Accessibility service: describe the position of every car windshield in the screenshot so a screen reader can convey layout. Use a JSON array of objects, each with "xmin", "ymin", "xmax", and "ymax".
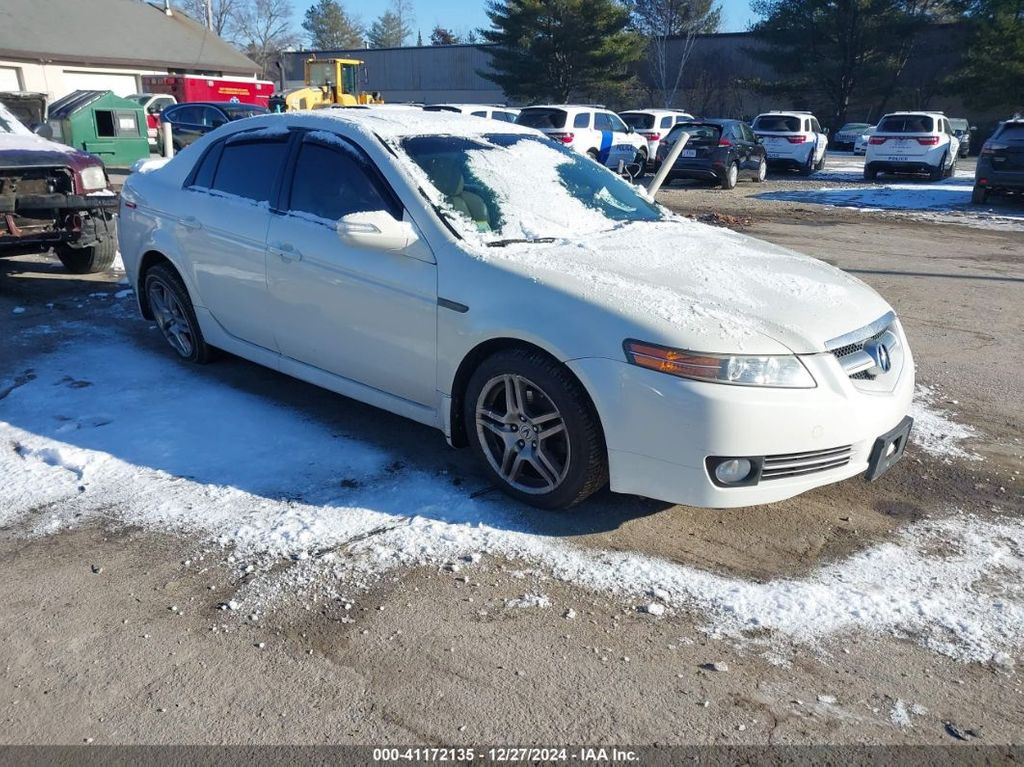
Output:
[
  {"xmin": 127, "ymin": 95, "xmax": 150, "ymax": 105},
  {"xmin": 753, "ymin": 115, "xmax": 801, "ymax": 132},
  {"xmin": 515, "ymin": 108, "xmax": 567, "ymax": 130},
  {"xmin": 878, "ymin": 115, "xmax": 933, "ymax": 133},
  {"xmin": 399, "ymin": 133, "xmax": 662, "ymax": 242},
  {"xmin": 222, "ymin": 104, "xmax": 269, "ymax": 120},
  {"xmin": 0, "ymin": 103, "xmax": 32, "ymax": 135},
  {"xmin": 669, "ymin": 123, "xmax": 722, "ymax": 143},
  {"xmin": 949, "ymin": 119, "xmax": 969, "ymax": 132},
  {"xmin": 620, "ymin": 113, "xmax": 655, "ymax": 130}
]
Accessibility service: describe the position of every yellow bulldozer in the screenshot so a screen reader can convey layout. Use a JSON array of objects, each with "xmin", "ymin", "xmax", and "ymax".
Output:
[{"xmin": 269, "ymin": 58, "xmax": 383, "ymax": 112}]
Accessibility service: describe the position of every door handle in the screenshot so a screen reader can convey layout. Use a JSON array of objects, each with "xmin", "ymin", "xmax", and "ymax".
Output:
[
  {"xmin": 271, "ymin": 241, "xmax": 302, "ymax": 262},
  {"xmin": 180, "ymin": 215, "xmax": 202, "ymax": 231}
]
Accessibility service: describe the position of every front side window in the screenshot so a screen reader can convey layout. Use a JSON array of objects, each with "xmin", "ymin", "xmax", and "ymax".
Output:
[
  {"xmin": 399, "ymin": 133, "xmax": 662, "ymax": 242},
  {"xmin": 210, "ymin": 138, "xmax": 289, "ymax": 202},
  {"xmin": 168, "ymin": 105, "xmax": 201, "ymax": 124},
  {"xmin": 287, "ymin": 136, "xmax": 398, "ymax": 222},
  {"xmin": 594, "ymin": 112, "xmax": 615, "ymax": 132}
]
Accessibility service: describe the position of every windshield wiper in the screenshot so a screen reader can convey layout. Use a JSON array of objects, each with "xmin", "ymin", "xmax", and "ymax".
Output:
[{"xmin": 486, "ymin": 237, "xmax": 556, "ymax": 248}]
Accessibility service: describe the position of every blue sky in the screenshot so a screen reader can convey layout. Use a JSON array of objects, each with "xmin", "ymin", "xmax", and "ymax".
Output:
[{"xmin": 297, "ymin": 0, "xmax": 759, "ymax": 43}]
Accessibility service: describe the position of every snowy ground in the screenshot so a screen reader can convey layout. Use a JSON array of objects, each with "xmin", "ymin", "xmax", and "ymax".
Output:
[{"xmin": 755, "ymin": 154, "xmax": 1024, "ymax": 231}]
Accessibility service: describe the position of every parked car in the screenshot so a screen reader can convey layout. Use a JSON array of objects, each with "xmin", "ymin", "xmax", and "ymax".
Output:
[
  {"xmin": 423, "ymin": 104, "xmax": 520, "ymax": 123},
  {"xmin": 853, "ymin": 127, "xmax": 876, "ymax": 155},
  {"xmin": 972, "ymin": 117, "xmax": 1024, "ymax": 204},
  {"xmin": 864, "ymin": 112, "xmax": 959, "ymax": 181},
  {"xmin": 118, "ymin": 110, "xmax": 914, "ymax": 510},
  {"xmin": 654, "ymin": 119, "xmax": 767, "ymax": 189},
  {"xmin": 0, "ymin": 91, "xmax": 49, "ymax": 135},
  {"xmin": 949, "ymin": 117, "xmax": 972, "ymax": 157},
  {"xmin": 128, "ymin": 93, "xmax": 177, "ymax": 149},
  {"xmin": 0, "ymin": 100, "xmax": 118, "ymax": 273},
  {"xmin": 832, "ymin": 122, "xmax": 872, "ymax": 150},
  {"xmin": 515, "ymin": 105, "xmax": 648, "ymax": 179},
  {"xmin": 751, "ymin": 111, "xmax": 829, "ymax": 174},
  {"xmin": 619, "ymin": 109, "xmax": 694, "ymax": 168},
  {"xmin": 159, "ymin": 101, "xmax": 269, "ymax": 152}
]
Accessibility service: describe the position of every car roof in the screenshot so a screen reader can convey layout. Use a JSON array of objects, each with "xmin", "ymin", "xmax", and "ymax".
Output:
[
  {"xmin": 234, "ymin": 109, "xmax": 540, "ymax": 140},
  {"xmin": 883, "ymin": 111, "xmax": 945, "ymax": 117},
  {"xmin": 521, "ymin": 104, "xmax": 609, "ymax": 112}
]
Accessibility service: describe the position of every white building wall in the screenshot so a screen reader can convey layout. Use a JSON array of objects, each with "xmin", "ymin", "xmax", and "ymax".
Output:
[{"xmin": 0, "ymin": 59, "xmax": 166, "ymax": 102}]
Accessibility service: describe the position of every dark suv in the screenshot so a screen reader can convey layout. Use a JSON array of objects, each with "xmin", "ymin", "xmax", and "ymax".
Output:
[
  {"xmin": 0, "ymin": 101, "xmax": 118, "ymax": 273},
  {"xmin": 973, "ymin": 118, "xmax": 1024, "ymax": 204}
]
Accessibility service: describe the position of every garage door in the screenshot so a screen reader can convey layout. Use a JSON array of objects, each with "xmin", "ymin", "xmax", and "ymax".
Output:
[
  {"xmin": 63, "ymin": 70, "xmax": 138, "ymax": 97},
  {"xmin": 0, "ymin": 67, "xmax": 21, "ymax": 91}
]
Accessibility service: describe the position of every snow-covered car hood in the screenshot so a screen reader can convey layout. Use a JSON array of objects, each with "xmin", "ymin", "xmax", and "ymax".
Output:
[{"xmin": 473, "ymin": 218, "xmax": 892, "ymax": 355}]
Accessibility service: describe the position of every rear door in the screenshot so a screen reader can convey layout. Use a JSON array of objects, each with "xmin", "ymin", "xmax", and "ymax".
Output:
[
  {"xmin": 178, "ymin": 131, "xmax": 290, "ymax": 350},
  {"xmin": 265, "ymin": 131, "xmax": 437, "ymax": 405}
]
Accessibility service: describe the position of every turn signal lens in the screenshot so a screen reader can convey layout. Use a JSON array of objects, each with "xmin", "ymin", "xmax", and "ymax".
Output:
[{"xmin": 623, "ymin": 340, "xmax": 816, "ymax": 388}]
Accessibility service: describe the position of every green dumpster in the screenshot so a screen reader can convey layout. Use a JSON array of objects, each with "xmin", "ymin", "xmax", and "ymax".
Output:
[{"xmin": 47, "ymin": 90, "xmax": 149, "ymax": 168}]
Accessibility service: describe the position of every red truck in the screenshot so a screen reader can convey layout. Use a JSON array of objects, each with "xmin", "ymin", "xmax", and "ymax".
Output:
[{"xmin": 140, "ymin": 75, "xmax": 274, "ymax": 109}]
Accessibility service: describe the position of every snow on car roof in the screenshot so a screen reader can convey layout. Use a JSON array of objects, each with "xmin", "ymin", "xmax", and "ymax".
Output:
[{"xmin": 311, "ymin": 107, "xmax": 537, "ymax": 138}]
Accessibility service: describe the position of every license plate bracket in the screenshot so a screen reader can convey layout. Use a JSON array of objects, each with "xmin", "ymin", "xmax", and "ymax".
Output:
[{"xmin": 865, "ymin": 415, "xmax": 913, "ymax": 481}]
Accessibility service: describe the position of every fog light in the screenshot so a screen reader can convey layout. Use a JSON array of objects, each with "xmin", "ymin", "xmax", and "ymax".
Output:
[{"xmin": 715, "ymin": 458, "xmax": 753, "ymax": 484}]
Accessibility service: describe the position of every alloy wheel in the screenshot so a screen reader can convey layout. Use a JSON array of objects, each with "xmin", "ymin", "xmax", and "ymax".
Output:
[
  {"xmin": 148, "ymin": 280, "xmax": 195, "ymax": 358},
  {"xmin": 475, "ymin": 373, "xmax": 570, "ymax": 495}
]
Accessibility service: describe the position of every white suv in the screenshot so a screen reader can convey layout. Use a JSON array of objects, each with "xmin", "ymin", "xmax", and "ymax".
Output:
[
  {"xmin": 516, "ymin": 105, "xmax": 648, "ymax": 177},
  {"xmin": 619, "ymin": 109, "xmax": 694, "ymax": 167},
  {"xmin": 864, "ymin": 112, "xmax": 960, "ymax": 181},
  {"xmin": 423, "ymin": 104, "xmax": 520, "ymax": 123},
  {"xmin": 752, "ymin": 111, "xmax": 829, "ymax": 175}
]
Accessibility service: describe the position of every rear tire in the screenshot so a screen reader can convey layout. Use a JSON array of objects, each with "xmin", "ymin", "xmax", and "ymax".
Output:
[
  {"xmin": 929, "ymin": 153, "xmax": 947, "ymax": 181},
  {"xmin": 971, "ymin": 185, "xmax": 989, "ymax": 204},
  {"xmin": 816, "ymin": 150, "xmax": 827, "ymax": 171},
  {"xmin": 798, "ymin": 148, "xmax": 815, "ymax": 176},
  {"xmin": 143, "ymin": 263, "xmax": 213, "ymax": 364},
  {"xmin": 864, "ymin": 165, "xmax": 878, "ymax": 181},
  {"xmin": 721, "ymin": 161, "xmax": 739, "ymax": 189},
  {"xmin": 464, "ymin": 348, "xmax": 607, "ymax": 510},
  {"xmin": 586, "ymin": 149, "xmax": 600, "ymax": 162},
  {"xmin": 55, "ymin": 235, "xmax": 117, "ymax": 274}
]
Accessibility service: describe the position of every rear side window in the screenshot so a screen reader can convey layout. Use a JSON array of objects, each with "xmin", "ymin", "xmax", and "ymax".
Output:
[
  {"xmin": 189, "ymin": 141, "xmax": 224, "ymax": 188},
  {"xmin": 878, "ymin": 115, "xmax": 934, "ymax": 133},
  {"xmin": 516, "ymin": 108, "xmax": 567, "ymax": 129},
  {"xmin": 753, "ymin": 115, "xmax": 802, "ymax": 132},
  {"xmin": 287, "ymin": 136, "xmax": 400, "ymax": 222},
  {"xmin": 620, "ymin": 113, "xmax": 655, "ymax": 130},
  {"xmin": 211, "ymin": 138, "xmax": 289, "ymax": 202},
  {"xmin": 573, "ymin": 112, "xmax": 591, "ymax": 129}
]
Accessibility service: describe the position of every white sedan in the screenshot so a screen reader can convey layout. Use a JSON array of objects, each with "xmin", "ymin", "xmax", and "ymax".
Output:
[{"xmin": 118, "ymin": 110, "xmax": 914, "ymax": 510}]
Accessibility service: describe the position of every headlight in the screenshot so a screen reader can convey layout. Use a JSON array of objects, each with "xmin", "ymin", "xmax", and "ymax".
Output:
[
  {"xmin": 79, "ymin": 166, "xmax": 107, "ymax": 191},
  {"xmin": 623, "ymin": 340, "xmax": 816, "ymax": 388}
]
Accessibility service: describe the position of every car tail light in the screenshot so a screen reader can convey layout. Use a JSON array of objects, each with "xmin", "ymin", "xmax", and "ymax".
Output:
[
  {"xmin": 916, "ymin": 136, "xmax": 940, "ymax": 146},
  {"xmin": 146, "ymin": 114, "xmax": 158, "ymax": 130},
  {"xmin": 549, "ymin": 132, "xmax": 574, "ymax": 144},
  {"xmin": 869, "ymin": 136, "xmax": 888, "ymax": 145},
  {"xmin": 981, "ymin": 143, "xmax": 1006, "ymax": 155},
  {"xmin": 718, "ymin": 137, "xmax": 732, "ymax": 146},
  {"xmin": 786, "ymin": 135, "xmax": 808, "ymax": 143},
  {"xmin": 641, "ymin": 131, "xmax": 661, "ymax": 141}
]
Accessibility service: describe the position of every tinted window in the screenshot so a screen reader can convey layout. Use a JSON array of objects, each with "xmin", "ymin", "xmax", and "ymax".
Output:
[
  {"xmin": 211, "ymin": 139, "xmax": 288, "ymax": 202},
  {"xmin": 492, "ymin": 111, "xmax": 516, "ymax": 122},
  {"xmin": 573, "ymin": 112, "xmax": 591, "ymax": 129},
  {"xmin": 995, "ymin": 124, "xmax": 1024, "ymax": 141},
  {"xmin": 167, "ymin": 105, "xmax": 202, "ymax": 124},
  {"xmin": 660, "ymin": 116, "xmax": 674, "ymax": 129},
  {"xmin": 741, "ymin": 123, "xmax": 756, "ymax": 142},
  {"xmin": 607, "ymin": 113, "xmax": 629, "ymax": 133},
  {"xmin": 203, "ymin": 107, "xmax": 228, "ymax": 128},
  {"xmin": 670, "ymin": 123, "xmax": 722, "ymax": 143},
  {"xmin": 471, "ymin": 110, "xmax": 487, "ymax": 117},
  {"xmin": 221, "ymin": 104, "xmax": 267, "ymax": 121},
  {"xmin": 288, "ymin": 138, "xmax": 396, "ymax": 221},
  {"xmin": 594, "ymin": 112, "xmax": 615, "ymax": 132},
  {"xmin": 753, "ymin": 115, "xmax": 801, "ymax": 132},
  {"xmin": 190, "ymin": 141, "xmax": 223, "ymax": 188},
  {"xmin": 811, "ymin": 118, "xmax": 822, "ymax": 132},
  {"xmin": 516, "ymin": 108, "xmax": 567, "ymax": 129},
  {"xmin": 620, "ymin": 112, "xmax": 655, "ymax": 130},
  {"xmin": 878, "ymin": 115, "xmax": 934, "ymax": 133}
]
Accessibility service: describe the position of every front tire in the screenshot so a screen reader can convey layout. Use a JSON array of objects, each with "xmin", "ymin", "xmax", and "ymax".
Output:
[
  {"xmin": 143, "ymin": 263, "xmax": 213, "ymax": 364},
  {"xmin": 464, "ymin": 348, "xmax": 607, "ymax": 510},
  {"xmin": 55, "ymin": 235, "xmax": 116, "ymax": 274}
]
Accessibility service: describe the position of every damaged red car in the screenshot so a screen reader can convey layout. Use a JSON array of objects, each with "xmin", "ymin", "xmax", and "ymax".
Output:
[{"xmin": 0, "ymin": 100, "xmax": 118, "ymax": 273}]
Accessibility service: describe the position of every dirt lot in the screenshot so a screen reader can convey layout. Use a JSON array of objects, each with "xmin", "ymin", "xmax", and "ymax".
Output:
[{"xmin": 1, "ymin": 158, "xmax": 1022, "ymax": 749}]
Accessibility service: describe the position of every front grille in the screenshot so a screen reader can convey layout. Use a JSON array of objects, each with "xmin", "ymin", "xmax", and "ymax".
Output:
[
  {"xmin": 826, "ymin": 311, "xmax": 901, "ymax": 385},
  {"xmin": 761, "ymin": 445, "xmax": 853, "ymax": 481}
]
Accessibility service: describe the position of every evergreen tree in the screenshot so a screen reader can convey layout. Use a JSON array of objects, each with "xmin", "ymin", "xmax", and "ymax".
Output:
[
  {"xmin": 957, "ymin": 0, "xmax": 1023, "ymax": 111},
  {"xmin": 430, "ymin": 25, "xmax": 459, "ymax": 44},
  {"xmin": 302, "ymin": 0, "xmax": 363, "ymax": 49},
  {"xmin": 481, "ymin": 0, "xmax": 643, "ymax": 102}
]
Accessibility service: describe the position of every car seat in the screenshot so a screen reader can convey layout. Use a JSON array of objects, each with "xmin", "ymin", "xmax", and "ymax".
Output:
[{"xmin": 427, "ymin": 158, "xmax": 491, "ymax": 232}]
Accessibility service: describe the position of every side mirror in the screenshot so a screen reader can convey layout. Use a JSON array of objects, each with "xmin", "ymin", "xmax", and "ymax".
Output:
[
  {"xmin": 337, "ymin": 211, "xmax": 418, "ymax": 252},
  {"xmin": 30, "ymin": 122, "xmax": 53, "ymax": 139}
]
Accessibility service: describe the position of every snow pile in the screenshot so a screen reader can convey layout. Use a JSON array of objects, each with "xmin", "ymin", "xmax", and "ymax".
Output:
[
  {"xmin": 911, "ymin": 385, "xmax": 980, "ymax": 461},
  {"xmin": 1, "ymin": 334, "xmax": 1018, "ymax": 664}
]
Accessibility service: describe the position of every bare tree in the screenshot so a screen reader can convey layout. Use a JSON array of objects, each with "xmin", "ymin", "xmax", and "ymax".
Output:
[
  {"xmin": 631, "ymin": 0, "xmax": 721, "ymax": 108},
  {"xmin": 232, "ymin": 0, "xmax": 299, "ymax": 77},
  {"xmin": 178, "ymin": 0, "xmax": 239, "ymax": 37}
]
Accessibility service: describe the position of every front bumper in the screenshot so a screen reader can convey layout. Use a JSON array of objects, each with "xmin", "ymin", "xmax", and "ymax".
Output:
[{"xmin": 568, "ymin": 342, "xmax": 915, "ymax": 508}]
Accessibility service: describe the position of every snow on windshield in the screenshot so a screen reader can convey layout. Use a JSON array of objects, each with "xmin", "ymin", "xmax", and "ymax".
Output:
[
  {"xmin": 400, "ymin": 134, "xmax": 661, "ymax": 242},
  {"xmin": 0, "ymin": 102, "xmax": 33, "ymax": 136}
]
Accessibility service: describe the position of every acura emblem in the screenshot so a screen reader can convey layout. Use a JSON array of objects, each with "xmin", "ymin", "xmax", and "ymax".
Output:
[{"xmin": 865, "ymin": 339, "xmax": 892, "ymax": 373}]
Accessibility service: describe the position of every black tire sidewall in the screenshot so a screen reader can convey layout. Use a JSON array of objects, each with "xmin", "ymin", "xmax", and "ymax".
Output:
[
  {"xmin": 56, "ymin": 234, "xmax": 117, "ymax": 274},
  {"xmin": 463, "ymin": 349, "xmax": 606, "ymax": 510},
  {"xmin": 722, "ymin": 162, "xmax": 738, "ymax": 189},
  {"xmin": 144, "ymin": 264, "xmax": 210, "ymax": 364}
]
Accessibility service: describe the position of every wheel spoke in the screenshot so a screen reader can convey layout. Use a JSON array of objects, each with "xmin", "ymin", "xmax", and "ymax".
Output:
[
  {"xmin": 537, "ymin": 422, "xmax": 565, "ymax": 441},
  {"xmin": 500, "ymin": 444, "xmax": 517, "ymax": 478},
  {"xmin": 531, "ymin": 409, "xmax": 561, "ymax": 427},
  {"xmin": 532, "ymin": 446, "xmax": 561, "ymax": 487}
]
